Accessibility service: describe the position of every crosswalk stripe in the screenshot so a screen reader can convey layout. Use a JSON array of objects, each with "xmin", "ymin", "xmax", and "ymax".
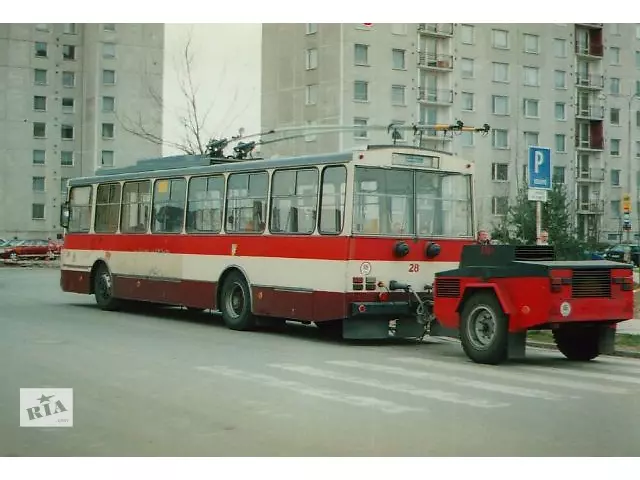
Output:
[
  {"xmin": 195, "ymin": 365, "xmax": 422, "ymax": 414},
  {"xmin": 325, "ymin": 360, "xmax": 570, "ymax": 401},
  {"xmin": 268, "ymin": 363, "xmax": 510, "ymax": 409},
  {"xmin": 390, "ymin": 357, "xmax": 630, "ymax": 395},
  {"xmin": 520, "ymin": 366, "xmax": 640, "ymax": 386}
]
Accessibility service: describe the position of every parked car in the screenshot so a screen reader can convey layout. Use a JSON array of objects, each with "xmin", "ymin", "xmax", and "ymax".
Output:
[
  {"xmin": 0, "ymin": 239, "xmax": 60, "ymax": 261},
  {"xmin": 603, "ymin": 243, "xmax": 640, "ymax": 266}
]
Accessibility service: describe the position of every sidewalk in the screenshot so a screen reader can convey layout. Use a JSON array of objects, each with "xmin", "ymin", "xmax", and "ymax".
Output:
[{"xmin": 617, "ymin": 319, "xmax": 640, "ymax": 335}]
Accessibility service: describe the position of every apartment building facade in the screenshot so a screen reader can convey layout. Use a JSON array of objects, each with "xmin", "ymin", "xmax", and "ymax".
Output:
[
  {"xmin": 260, "ymin": 23, "xmax": 640, "ymax": 243},
  {"xmin": 0, "ymin": 23, "xmax": 164, "ymax": 239}
]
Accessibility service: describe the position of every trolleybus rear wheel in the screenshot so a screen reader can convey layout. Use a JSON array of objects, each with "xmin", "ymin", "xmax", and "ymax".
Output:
[
  {"xmin": 552, "ymin": 325, "xmax": 601, "ymax": 361},
  {"xmin": 220, "ymin": 271, "xmax": 256, "ymax": 331},
  {"xmin": 94, "ymin": 263, "xmax": 120, "ymax": 311},
  {"xmin": 460, "ymin": 291, "xmax": 508, "ymax": 365}
]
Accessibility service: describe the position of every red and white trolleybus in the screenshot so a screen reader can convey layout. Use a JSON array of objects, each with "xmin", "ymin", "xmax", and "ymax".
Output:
[{"xmin": 59, "ymin": 123, "xmax": 483, "ymax": 340}]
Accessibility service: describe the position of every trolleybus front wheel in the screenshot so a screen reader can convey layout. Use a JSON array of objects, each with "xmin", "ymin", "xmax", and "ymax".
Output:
[
  {"xmin": 220, "ymin": 271, "xmax": 256, "ymax": 331},
  {"xmin": 94, "ymin": 263, "xmax": 120, "ymax": 311}
]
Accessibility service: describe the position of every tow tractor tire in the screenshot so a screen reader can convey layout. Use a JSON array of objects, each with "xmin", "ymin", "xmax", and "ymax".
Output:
[
  {"xmin": 94, "ymin": 263, "xmax": 120, "ymax": 311},
  {"xmin": 315, "ymin": 320, "xmax": 343, "ymax": 339},
  {"xmin": 220, "ymin": 271, "xmax": 256, "ymax": 331},
  {"xmin": 459, "ymin": 291, "xmax": 509, "ymax": 365},
  {"xmin": 552, "ymin": 325, "xmax": 602, "ymax": 361}
]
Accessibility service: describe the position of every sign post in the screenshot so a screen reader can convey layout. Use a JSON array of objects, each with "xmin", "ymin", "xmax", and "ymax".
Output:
[
  {"xmin": 622, "ymin": 193, "xmax": 631, "ymax": 242},
  {"xmin": 528, "ymin": 146, "xmax": 552, "ymax": 243}
]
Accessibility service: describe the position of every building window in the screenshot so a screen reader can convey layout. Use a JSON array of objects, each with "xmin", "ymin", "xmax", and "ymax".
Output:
[
  {"xmin": 523, "ymin": 98, "xmax": 539, "ymax": 118},
  {"xmin": 636, "ymin": 81, "xmax": 640, "ymax": 96},
  {"xmin": 104, "ymin": 24, "xmax": 116, "ymax": 32},
  {"xmin": 524, "ymin": 131, "xmax": 539, "ymax": 147},
  {"xmin": 354, "ymin": 118, "xmax": 368, "ymax": 139},
  {"xmin": 610, "ymin": 108, "xmax": 620, "ymax": 125},
  {"xmin": 32, "ymin": 204, "xmax": 45, "ymax": 220},
  {"xmin": 63, "ymin": 23, "xmax": 77, "ymax": 34},
  {"xmin": 610, "ymin": 78, "xmax": 620, "ymax": 95},
  {"xmin": 636, "ymin": 51, "xmax": 640, "ymax": 69},
  {"xmin": 61, "ymin": 124, "xmax": 74, "ymax": 140},
  {"xmin": 32, "ymin": 176, "xmax": 45, "ymax": 192},
  {"xmin": 35, "ymin": 24, "xmax": 48, "ymax": 31},
  {"xmin": 35, "ymin": 42, "xmax": 47, "ymax": 58},
  {"xmin": 33, "ymin": 122, "xmax": 46, "ymax": 138},
  {"xmin": 101, "ymin": 150, "xmax": 114, "ymax": 167},
  {"xmin": 62, "ymin": 97, "xmax": 74, "ymax": 113},
  {"xmin": 102, "ymin": 123, "xmax": 114, "ymax": 139},
  {"xmin": 354, "ymin": 44, "xmax": 368, "ymax": 65},
  {"xmin": 305, "ymin": 84, "xmax": 318, "ymax": 105},
  {"xmin": 461, "ymin": 92, "xmax": 474, "ymax": 111},
  {"xmin": 611, "ymin": 201, "xmax": 621, "ymax": 218},
  {"xmin": 555, "ymin": 102, "xmax": 566, "ymax": 120},
  {"xmin": 102, "ymin": 96, "xmax": 115, "ymax": 112},
  {"xmin": 491, "ymin": 163, "xmax": 509, "ymax": 181},
  {"xmin": 553, "ymin": 38, "xmax": 567, "ymax": 58},
  {"xmin": 610, "ymin": 46, "xmax": 620, "ymax": 65},
  {"xmin": 103, "ymin": 69, "xmax": 116, "ymax": 85},
  {"xmin": 460, "ymin": 58, "xmax": 474, "ymax": 78},
  {"xmin": 305, "ymin": 23, "xmax": 317, "ymax": 35},
  {"xmin": 461, "ymin": 24, "xmax": 474, "ymax": 44},
  {"xmin": 492, "ymin": 95, "xmax": 509, "ymax": 115},
  {"xmin": 392, "ymin": 49, "xmax": 406, "ymax": 70},
  {"xmin": 492, "ymin": 129, "xmax": 509, "ymax": 149},
  {"xmin": 33, "ymin": 95, "xmax": 46, "ymax": 111},
  {"xmin": 553, "ymin": 166, "xmax": 566, "ymax": 184},
  {"xmin": 102, "ymin": 42, "xmax": 115, "ymax": 59},
  {"xmin": 492, "ymin": 29, "xmax": 509, "ymax": 49},
  {"xmin": 461, "ymin": 131, "xmax": 474, "ymax": 147},
  {"xmin": 492, "ymin": 197, "xmax": 509, "ymax": 215},
  {"xmin": 554, "ymin": 70, "xmax": 566, "ymax": 89},
  {"xmin": 62, "ymin": 71, "xmax": 75, "ymax": 87},
  {"xmin": 611, "ymin": 23, "xmax": 620, "ymax": 35},
  {"xmin": 305, "ymin": 48, "xmax": 318, "ymax": 70},
  {"xmin": 523, "ymin": 66, "xmax": 540, "ymax": 86},
  {"xmin": 555, "ymin": 134, "xmax": 566, "ymax": 152},
  {"xmin": 637, "ymin": 111, "xmax": 640, "ymax": 127},
  {"xmin": 492, "ymin": 62, "xmax": 509, "ymax": 83},
  {"xmin": 33, "ymin": 150, "xmax": 45, "ymax": 165},
  {"xmin": 390, "ymin": 24, "xmax": 407, "ymax": 35},
  {"xmin": 391, "ymin": 85, "xmax": 405, "ymax": 106},
  {"xmin": 611, "ymin": 139, "xmax": 621, "ymax": 156},
  {"xmin": 62, "ymin": 45, "xmax": 76, "ymax": 60},
  {"xmin": 354, "ymin": 81, "xmax": 368, "ymax": 101},
  {"xmin": 523, "ymin": 33, "xmax": 539, "ymax": 54},
  {"xmin": 61, "ymin": 151, "xmax": 74, "ymax": 166},
  {"xmin": 34, "ymin": 69, "xmax": 47, "ymax": 85},
  {"xmin": 611, "ymin": 169, "xmax": 621, "ymax": 186},
  {"xmin": 304, "ymin": 120, "xmax": 317, "ymax": 142}
]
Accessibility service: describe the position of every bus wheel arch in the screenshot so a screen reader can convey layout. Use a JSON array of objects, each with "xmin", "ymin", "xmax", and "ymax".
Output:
[{"xmin": 217, "ymin": 267, "xmax": 256, "ymax": 331}]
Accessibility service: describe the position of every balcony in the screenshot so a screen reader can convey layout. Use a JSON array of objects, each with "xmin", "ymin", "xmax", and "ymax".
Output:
[
  {"xmin": 575, "ymin": 42, "xmax": 604, "ymax": 58},
  {"xmin": 417, "ymin": 52, "xmax": 453, "ymax": 71},
  {"xmin": 576, "ymin": 73, "xmax": 604, "ymax": 89},
  {"xmin": 576, "ymin": 168, "xmax": 605, "ymax": 182},
  {"xmin": 576, "ymin": 199, "xmax": 605, "ymax": 215},
  {"xmin": 575, "ymin": 105, "xmax": 605, "ymax": 120},
  {"xmin": 418, "ymin": 23, "xmax": 454, "ymax": 37},
  {"xmin": 417, "ymin": 88, "xmax": 453, "ymax": 105},
  {"xmin": 575, "ymin": 136, "xmax": 604, "ymax": 151}
]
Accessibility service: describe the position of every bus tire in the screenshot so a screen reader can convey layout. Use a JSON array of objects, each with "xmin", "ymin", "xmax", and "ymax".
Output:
[
  {"xmin": 220, "ymin": 271, "xmax": 256, "ymax": 331},
  {"xmin": 94, "ymin": 263, "xmax": 120, "ymax": 311},
  {"xmin": 459, "ymin": 291, "xmax": 509, "ymax": 365}
]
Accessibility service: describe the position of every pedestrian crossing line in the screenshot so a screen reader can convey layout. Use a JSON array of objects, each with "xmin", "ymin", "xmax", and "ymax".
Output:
[
  {"xmin": 194, "ymin": 365, "xmax": 422, "ymax": 415},
  {"xmin": 389, "ymin": 357, "xmax": 630, "ymax": 395},
  {"xmin": 324, "ymin": 360, "xmax": 570, "ymax": 401},
  {"xmin": 268, "ymin": 363, "xmax": 510, "ymax": 409},
  {"xmin": 519, "ymin": 366, "xmax": 640, "ymax": 386}
]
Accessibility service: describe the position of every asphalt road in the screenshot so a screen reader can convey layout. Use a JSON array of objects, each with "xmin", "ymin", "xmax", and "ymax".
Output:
[{"xmin": 1, "ymin": 268, "xmax": 640, "ymax": 457}]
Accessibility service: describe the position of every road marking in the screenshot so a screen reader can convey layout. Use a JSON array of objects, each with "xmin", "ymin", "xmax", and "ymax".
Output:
[
  {"xmin": 268, "ymin": 363, "xmax": 510, "ymax": 409},
  {"xmin": 520, "ymin": 366, "xmax": 640, "ymax": 386},
  {"xmin": 390, "ymin": 357, "xmax": 630, "ymax": 395},
  {"xmin": 325, "ymin": 360, "xmax": 569, "ymax": 401},
  {"xmin": 195, "ymin": 365, "xmax": 422, "ymax": 415}
]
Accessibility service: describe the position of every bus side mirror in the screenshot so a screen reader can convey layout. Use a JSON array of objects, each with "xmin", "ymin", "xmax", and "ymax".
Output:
[{"xmin": 60, "ymin": 202, "xmax": 70, "ymax": 229}]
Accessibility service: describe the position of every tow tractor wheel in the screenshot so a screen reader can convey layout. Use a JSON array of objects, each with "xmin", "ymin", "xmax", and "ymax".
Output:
[
  {"xmin": 315, "ymin": 320, "xmax": 343, "ymax": 339},
  {"xmin": 460, "ymin": 291, "xmax": 509, "ymax": 365},
  {"xmin": 220, "ymin": 271, "xmax": 256, "ymax": 331},
  {"xmin": 552, "ymin": 325, "xmax": 602, "ymax": 361}
]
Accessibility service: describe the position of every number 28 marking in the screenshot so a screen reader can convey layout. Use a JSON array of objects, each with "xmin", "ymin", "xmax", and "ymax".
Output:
[{"xmin": 408, "ymin": 263, "xmax": 420, "ymax": 273}]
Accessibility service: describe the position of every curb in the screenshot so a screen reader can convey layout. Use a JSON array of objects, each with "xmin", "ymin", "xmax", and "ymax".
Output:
[{"xmin": 526, "ymin": 340, "xmax": 640, "ymax": 359}]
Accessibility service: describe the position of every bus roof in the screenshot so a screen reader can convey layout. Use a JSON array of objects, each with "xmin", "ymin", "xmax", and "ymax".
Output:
[{"xmin": 68, "ymin": 144, "xmax": 458, "ymax": 187}]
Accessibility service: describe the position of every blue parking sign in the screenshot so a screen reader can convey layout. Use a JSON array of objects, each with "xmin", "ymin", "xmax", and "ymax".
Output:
[{"xmin": 528, "ymin": 146, "xmax": 552, "ymax": 190}]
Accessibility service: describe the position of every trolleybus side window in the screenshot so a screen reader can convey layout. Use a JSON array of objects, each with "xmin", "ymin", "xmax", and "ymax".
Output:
[
  {"xmin": 67, "ymin": 185, "xmax": 93, "ymax": 233},
  {"xmin": 416, "ymin": 171, "xmax": 473, "ymax": 237},
  {"xmin": 94, "ymin": 183, "xmax": 122, "ymax": 233},
  {"xmin": 225, "ymin": 171, "xmax": 268, "ymax": 233},
  {"xmin": 318, "ymin": 165, "xmax": 347, "ymax": 235},
  {"xmin": 353, "ymin": 167, "xmax": 414, "ymax": 235},
  {"xmin": 186, "ymin": 175, "xmax": 224, "ymax": 233},
  {"xmin": 151, "ymin": 177, "xmax": 187, "ymax": 234},
  {"xmin": 270, "ymin": 167, "xmax": 319, "ymax": 235},
  {"xmin": 120, "ymin": 180, "xmax": 151, "ymax": 233}
]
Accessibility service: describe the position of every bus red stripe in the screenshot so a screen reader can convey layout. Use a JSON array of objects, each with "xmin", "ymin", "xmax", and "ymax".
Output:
[{"xmin": 63, "ymin": 234, "xmax": 471, "ymax": 262}]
